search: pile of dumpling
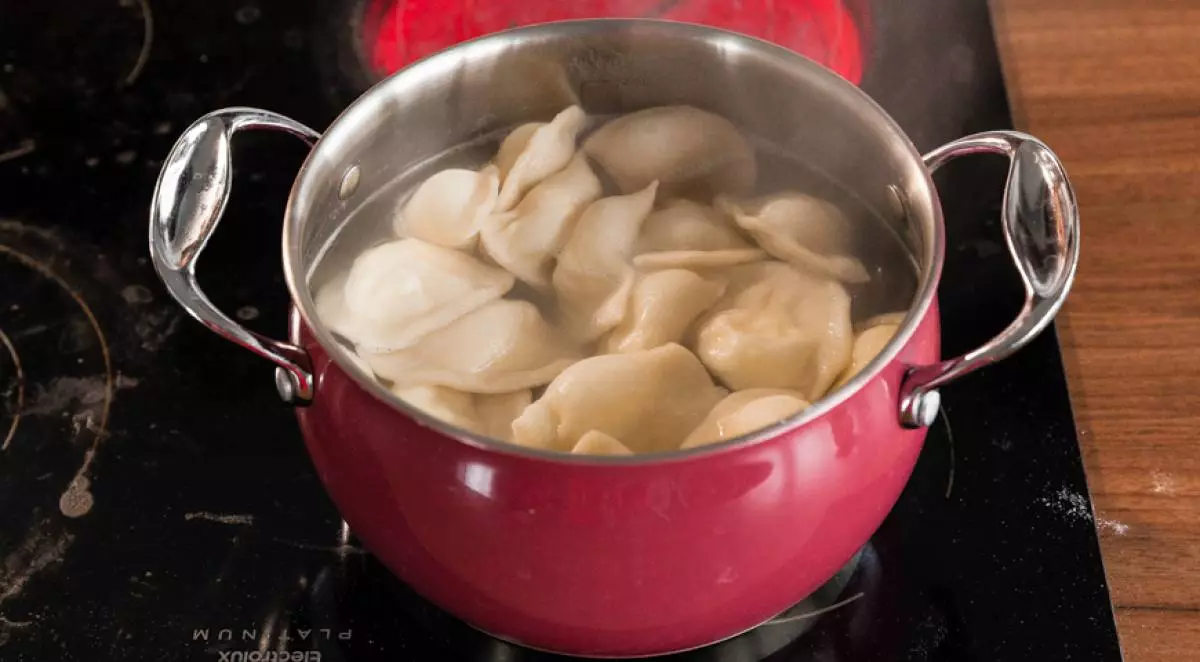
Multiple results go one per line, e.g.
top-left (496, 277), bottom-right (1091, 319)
top-left (315, 104), bottom-right (905, 456)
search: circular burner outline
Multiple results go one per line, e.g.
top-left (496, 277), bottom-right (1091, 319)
top-left (939, 406), bottom-right (956, 499)
top-left (0, 243), bottom-right (114, 462)
top-left (764, 589), bottom-right (865, 626)
top-left (0, 325), bottom-right (23, 451)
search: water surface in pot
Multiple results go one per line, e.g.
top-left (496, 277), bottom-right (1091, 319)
top-left (304, 107), bottom-right (920, 455)
top-left (309, 119), bottom-right (918, 323)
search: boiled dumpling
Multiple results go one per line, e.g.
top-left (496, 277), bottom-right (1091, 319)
top-left (631, 198), bottom-right (766, 270)
top-left (600, 269), bottom-right (726, 354)
top-left (494, 105), bottom-right (587, 211)
top-left (691, 262), bottom-right (853, 400)
top-left (718, 192), bottom-right (871, 284)
top-left (552, 181), bottom-right (659, 341)
top-left (394, 385), bottom-right (477, 431)
top-left (395, 165), bottom-right (499, 250)
top-left (473, 390), bottom-right (534, 442)
top-left (633, 249), bottom-right (767, 270)
top-left (583, 105), bottom-right (756, 199)
top-left (494, 124), bottom-right (540, 174)
top-left (314, 238), bottom-right (514, 352)
top-left (681, 389), bottom-right (811, 449)
top-left (511, 343), bottom-right (724, 454)
top-left (571, 430), bottom-right (634, 456)
top-left (480, 154), bottom-right (602, 288)
top-left (860, 312), bottom-right (907, 329)
top-left (635, 199), bottom-right (752, 253)
top-left (363, 299), bottom-right (581, 393)
top-left (393, 385), bottom-right (531, 442)
top-left (831, 313), bottom-right (905, 390)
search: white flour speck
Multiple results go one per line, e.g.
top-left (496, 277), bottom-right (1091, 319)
top-left (25, 376), bottom-right (107, 416)
top-left (184, 512), bottom-right (254, 526)
top-left (908, 613), bottom-right (949, 660)
top-left (1040, 486), bottom-right (1093, 522)
top-left (1151, 471), bottom-right (1176, 495)
top-left (120, 284), bottom-right (153, 305)
top-left (134, 309), bottom-right (181, 353)
top-left (115, 373), bottom-right (140, 389)
top-left (0, 526), bottom-right (75, 604)
top-left (270, 537), bottom-right (366, 556)
top-left (1096, 517), bottom-right (1130, 536)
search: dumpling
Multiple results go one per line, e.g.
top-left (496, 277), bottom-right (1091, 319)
top-left (314, 238), bottom-right (514, 352)
top-left (393, 385), bottom-right (531, 442)
top-left (631, 199), bottom-right (766, 270)
top-left (635, 199), bottom-right (752, 254)
top-left (717, 192), bottom-right (871, 284)
top-left (552, 181), bottom-right (659, 341)
top-left (600, 269), bottom-right (726, 354)
top-left (473, 390), bottom-right (534, 443)
top-left (582, 105), bottom-right (756, 199)
top-left (571, 430), bottom-right (634, 456)
top-left (494, 105), bottom-right (588, 211)
top-left (681, 389), bottom-right (811, 449)
top-left (633, 249), bottom-right (766, 270)
top-left (395, 165), bottom-right (499, 250)
top-left (494, 124), bottom-right (540, 175)
top-left (860, 312), bottom-right (907, 329)
top-left (363, 299), bottom-right (581, 393)
top-left (511, 343), bottom-right (725, 454)
top-left (691, 262), bottom-right (853, 400)
top-left (831, 313), bottom-right (905, 390)
top-left (480, 154), bottom-right (602, 288)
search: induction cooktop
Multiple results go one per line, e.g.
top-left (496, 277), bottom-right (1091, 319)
top-left (0, 1), bottom-right (1121, 660)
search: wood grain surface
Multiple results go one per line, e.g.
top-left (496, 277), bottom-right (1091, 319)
top-left (991, 1), bottom-right (1200, 660)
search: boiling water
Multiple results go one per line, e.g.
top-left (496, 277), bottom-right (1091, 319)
top-left (307, 121), bottom-right (920, 338)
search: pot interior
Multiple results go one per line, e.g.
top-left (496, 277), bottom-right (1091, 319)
top-left (283, 19), bottom-right (942, 456)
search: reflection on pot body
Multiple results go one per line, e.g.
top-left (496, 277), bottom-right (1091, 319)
top-left (459, 462), bottom-right (496, 499)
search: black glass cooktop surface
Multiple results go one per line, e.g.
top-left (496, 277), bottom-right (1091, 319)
top-left (0, 1), bottom-right (1122, 660)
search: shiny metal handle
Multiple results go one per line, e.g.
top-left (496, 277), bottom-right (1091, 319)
top-left (899, 131), bottom-right (1080, 428)
top-left (148, 107), bottom-right (322, 405)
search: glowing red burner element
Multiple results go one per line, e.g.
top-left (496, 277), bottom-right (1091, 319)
top-left (367, 0), bottom-right (864, 85)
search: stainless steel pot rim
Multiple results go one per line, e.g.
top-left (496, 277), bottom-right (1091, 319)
top-left (280, 18), bottom-right (946, 465)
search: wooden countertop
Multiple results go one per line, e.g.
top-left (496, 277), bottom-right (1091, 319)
top-left (992, 1), bottom-right (1200, 659)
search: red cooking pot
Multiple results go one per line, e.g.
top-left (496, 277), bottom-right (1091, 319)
top-left (149, 19), bottom-right (1079, 658)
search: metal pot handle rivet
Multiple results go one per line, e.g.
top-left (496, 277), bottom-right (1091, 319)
top-left (148, 107), bottom-right (322, 405)
top-left (899, 131), bottom-right (1080, 428)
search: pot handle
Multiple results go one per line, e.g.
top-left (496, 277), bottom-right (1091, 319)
top-left (898, 131), bottom-right (1080, 428)
top-left (148, 107), bottom-right (322, 405)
